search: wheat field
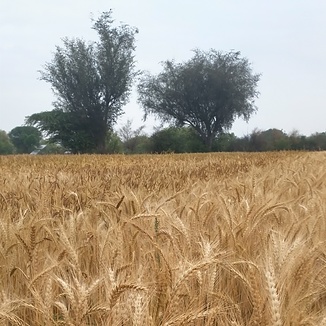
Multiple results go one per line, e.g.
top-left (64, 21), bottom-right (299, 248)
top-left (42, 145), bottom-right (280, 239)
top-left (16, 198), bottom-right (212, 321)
top-left (0, 151), bottom-right (325, 325)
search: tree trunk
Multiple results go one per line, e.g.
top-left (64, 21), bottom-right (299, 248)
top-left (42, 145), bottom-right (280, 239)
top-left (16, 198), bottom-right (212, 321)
top-left (94, 124), bottom-right (108, 154)
top-left (204, 134), bottom-right (215, 152)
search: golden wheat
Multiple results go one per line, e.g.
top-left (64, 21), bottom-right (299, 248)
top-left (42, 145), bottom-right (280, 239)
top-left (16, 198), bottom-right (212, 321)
top-left (0, 151), bottom-right (325, 325)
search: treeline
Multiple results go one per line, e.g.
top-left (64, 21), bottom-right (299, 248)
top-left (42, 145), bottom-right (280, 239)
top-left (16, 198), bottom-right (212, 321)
top-left (2, 125), bottom-right (324, 155)
top-left (113, 127), bottom-right (326, 154)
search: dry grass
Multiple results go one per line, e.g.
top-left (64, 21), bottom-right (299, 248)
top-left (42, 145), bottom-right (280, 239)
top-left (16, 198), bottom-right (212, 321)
top-left (0, 151), bottom-right (325, 325)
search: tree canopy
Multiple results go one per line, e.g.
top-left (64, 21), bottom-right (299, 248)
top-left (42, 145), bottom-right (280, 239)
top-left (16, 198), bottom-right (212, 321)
top-left (26, 11), bottom-right (138, 153)
top-left (138, 49), bottom-right (260, 150)
top-left (8, 126), bottom-right (42, 154)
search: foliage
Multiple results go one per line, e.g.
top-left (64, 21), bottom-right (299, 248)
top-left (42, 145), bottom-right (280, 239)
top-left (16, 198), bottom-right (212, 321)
top-left (118, 119), bottom-right (150, 153)
top-left (306, 132), bottom-right (326, 150)
top-left (114, 124), bottom-right (326, 153)
top-left (212, 132), bottom-right (238, 151)
top-left (138, 49), bottom-right (260, 150)
top-left (287, 130), bottom-right (306, 150)
top-left (26, 11), bottom-right (138, 153)
top-left (118, 119), bottom-right (145, 143)
top-left (123, 135), bottom-right (153, 154)
top-left (150, 126), bottom-right (206, 153)
top-left (0, 130), bottom-right (15, 154)
top-left (8, 126), bottom-right (42, 154)
top-left (248, 128), bottom-right (289, 151)
top-left (105, 131), bottom-right (124, 153)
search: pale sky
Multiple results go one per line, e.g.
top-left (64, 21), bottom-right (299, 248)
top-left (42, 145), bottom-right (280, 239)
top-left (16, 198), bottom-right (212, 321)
top-left (1, 0), bottom-right (325, 137)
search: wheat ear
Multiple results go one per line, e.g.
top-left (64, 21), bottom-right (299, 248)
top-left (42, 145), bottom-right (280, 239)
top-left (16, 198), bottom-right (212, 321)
top-left (109, 284), bottom-right (146, 309)
top-left (265, 265), bottom-right (282, 326)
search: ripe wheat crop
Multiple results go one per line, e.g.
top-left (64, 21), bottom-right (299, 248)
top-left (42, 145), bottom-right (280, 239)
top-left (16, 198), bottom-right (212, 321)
top-left (0, 151), bottom-right (325, 325)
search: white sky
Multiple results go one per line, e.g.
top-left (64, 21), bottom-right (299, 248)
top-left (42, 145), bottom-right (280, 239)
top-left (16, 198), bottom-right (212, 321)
top-left (1, 0), bottom-right (325, 137)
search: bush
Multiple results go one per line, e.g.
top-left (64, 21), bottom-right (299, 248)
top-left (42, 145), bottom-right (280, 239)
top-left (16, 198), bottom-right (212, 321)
top-left (0, 130), bottom-right (15, 154)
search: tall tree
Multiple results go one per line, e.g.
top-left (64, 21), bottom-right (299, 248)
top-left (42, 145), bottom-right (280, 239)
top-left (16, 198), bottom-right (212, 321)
top-left (138, 49), bottom-right (260, 150)
top-left (27, 11), bottom-right (138, 153)
top-left (8, 126), bottom-right (42, 154)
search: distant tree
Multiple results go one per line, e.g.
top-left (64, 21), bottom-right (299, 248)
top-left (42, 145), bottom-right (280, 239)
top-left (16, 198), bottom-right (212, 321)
top-left (248, 129), bottom-right (263, 151)
top-left (124, 135), bottom-right (153, 154)
top-left (150, 127), bottom-right (181, 153)
top-left (118, 119), bottom-right (134, 143)
top-left (150, 126), bottom-right (205, 153)
top-left (307, 132), bottom-right (326, 150)
top-left (288, 130), bottom-right (305, 150)
top-left (0, 130), bottom-right (15, 154)
top-left (105, 131), bottom-right (124, 153)
top-left (118, 119), bottom-right (144, 143)
top-left (138, 49), bottom-right (260, 151)
top-left (231, 135), bottom-right (251, 152)
top-left (118, 119), bottom-right (147, 153)
top-left (262, 129), bottom-right (288, 150)
top-left (8, 126), bottom-right (42, 154)
top-left (212, 133), bottom-right (238, 152)
top-left (250, 129), bottom-right (289, 151)
top-left (26, 11), bottom-right (138, 153)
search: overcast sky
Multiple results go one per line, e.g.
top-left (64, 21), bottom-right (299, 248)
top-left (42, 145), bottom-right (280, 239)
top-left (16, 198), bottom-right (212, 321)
top-left (1, 0), bottom-right (325, 136)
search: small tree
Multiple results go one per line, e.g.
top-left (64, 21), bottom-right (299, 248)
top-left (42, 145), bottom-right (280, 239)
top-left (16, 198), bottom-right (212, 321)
top-left (138, 49), bottom-right (260, 151)
top-left (0, 130), bottom-right (15, 155)
top-left (118, 119), bottom-right (147, 153)
top-left (150, 126), bottom-right (205, 153)
top-left (118, 119), bottom-right (145, 142)
top-left (27, 11), bottom-right (138, 153)
top-left (105, 131), bottom-right (124, 153)
top-left (8, 126), bottom-right (42, 154)
top-left (288, 130), bottom-right (305, 150)
top-left (213, 133), bottom-right (238, 152)
top-left (249, 128), bottom-right (289, 151)
top-left (307, 132), bottom-right (326, 150)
